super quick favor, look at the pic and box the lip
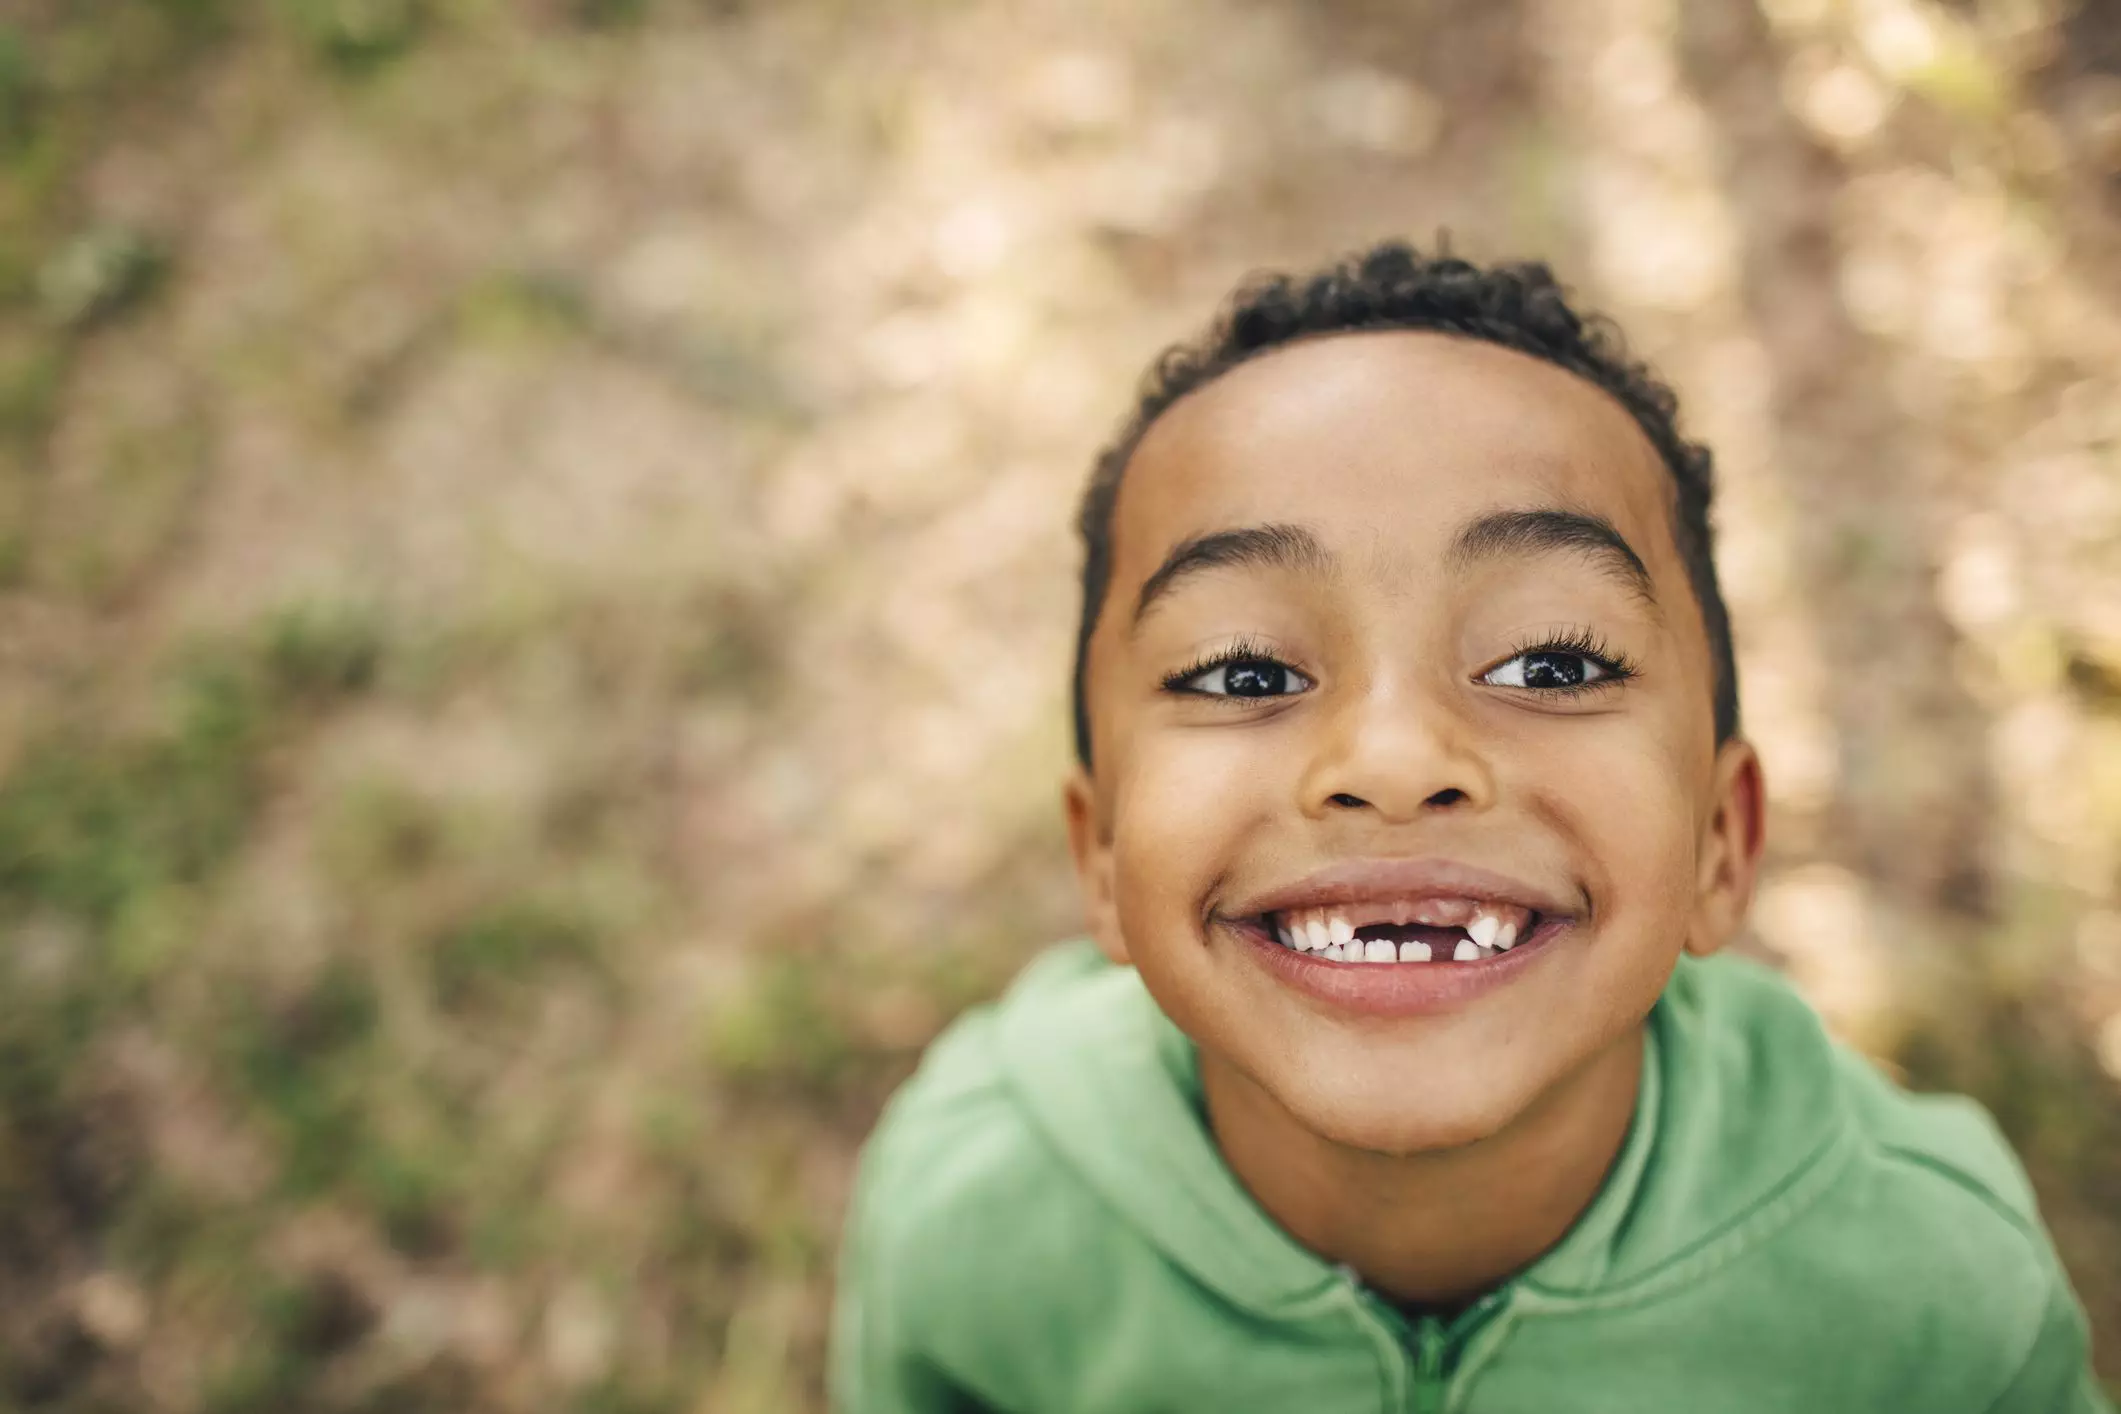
[1226,914,1570,1017]
[1223,857,1584,923]
[1215,857,1585,1019]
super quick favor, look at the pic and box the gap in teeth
[1266,903,1531,962]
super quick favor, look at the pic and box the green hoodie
[832,942,2110,1413]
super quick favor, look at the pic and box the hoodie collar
[997,943,1856,1317]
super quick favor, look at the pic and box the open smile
[1246,896,1547,964]
[1216,858,1583,1014]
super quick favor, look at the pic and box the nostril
[1426,787,1468,808]
[1328,792,1367,809]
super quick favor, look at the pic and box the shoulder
[1666,952,2045,1235]
[841,944,1153,1335]
[851,994,1083,1282]
[1677,955,2086,1404]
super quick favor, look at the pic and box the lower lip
[1229,919,1569,1018]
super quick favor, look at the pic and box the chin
[1274,1071,1534,1157]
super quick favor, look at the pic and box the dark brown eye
[1176,656,1312,698]
[1482,649,1617,691]
[1520,652,1586,689]
[1223,660,1287,696]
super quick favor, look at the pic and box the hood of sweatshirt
[991,942,1859,1318]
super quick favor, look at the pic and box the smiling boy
[829,244,2111,1412]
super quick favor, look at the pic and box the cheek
[1535,718,1705,931]
[1109,731,1286,932]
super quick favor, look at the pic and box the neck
[1199,1026,1645,1310]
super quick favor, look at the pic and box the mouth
[1214,858,1582,1011]
[1238,896,1550,965]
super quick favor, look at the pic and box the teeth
[1270,905,1529,963]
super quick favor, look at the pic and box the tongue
[1354,922,1467,949]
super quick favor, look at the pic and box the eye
[1171,656,1313,699]
[1482,650,1618,691]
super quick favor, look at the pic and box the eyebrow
[1447,507,1657,606]
[1126,507,1656,630]
[1131,522,1334,629]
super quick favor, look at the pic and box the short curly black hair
[1071,240,1737,767]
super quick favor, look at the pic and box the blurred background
[2,0,2119,1409]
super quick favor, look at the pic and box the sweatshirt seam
[996,1047,1350,1319]
[1871,1141,2041,1246]
[1517,1118,1857,1312]
[1876,1141,2064,1414]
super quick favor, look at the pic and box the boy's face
[1065,331,1763,1155]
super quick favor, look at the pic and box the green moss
[0,343,64,452]
[428,898,605,1014]
[455,268,594,348]
[323,774,473,886]
[105,1175,232,1282]
[571,1376,684,1414]
[678,594,787,704]
[0,26,37,158]
[704,956,857,1095]
[37,225,169,331]
[260,602,388,703]
[0,669,264,932]
[0,604,391,933]
[211,1273,377,1399]
[356,1140,457,1255]
[571,0,654,29]
[276,0,427,75]
[224,964,380,1198]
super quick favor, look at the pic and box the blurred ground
[2,0,2119,1409]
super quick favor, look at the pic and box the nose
[1297,677,1495,822]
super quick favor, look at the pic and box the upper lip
[1223,857,1584,922]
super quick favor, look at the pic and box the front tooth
[1494,921,1518,951]
[1452,938,1481,963]
[1307,917,1332,951]
[1363,938,1394,963]
[1399,939,1432,962]
[1467,913,1501,949]
[1325,942,1347,961]
[1329,915,1355,946]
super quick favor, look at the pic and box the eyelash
[1159,636,1303,698]
[1495,626,1640,695]
[1159,629,1640,699]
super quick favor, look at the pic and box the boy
[829,243,2111,1411]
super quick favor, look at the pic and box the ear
[1686,738,1767,958]
[1063,766,1129,965]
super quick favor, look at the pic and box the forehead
[1115,331,1676,575]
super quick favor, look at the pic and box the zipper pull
[1415,1316,1446,1380]
[1412,1316,1448,1413]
